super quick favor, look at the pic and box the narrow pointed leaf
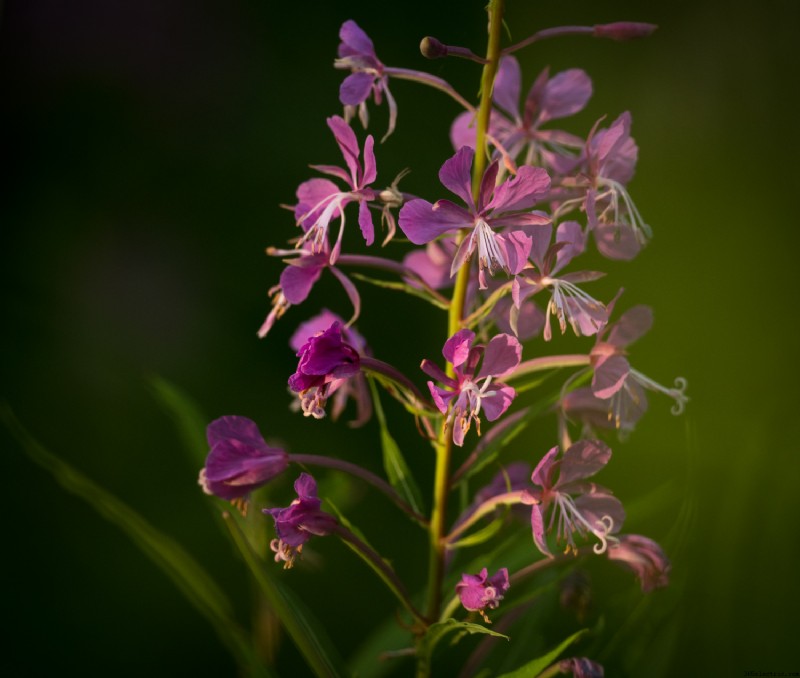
[1,406,272,678]
[417,618,508,675]
[447,515,505,550]
[223,512,347,678]
[148,375,209,466]
[369,379,425,515]
[351,272,449,310]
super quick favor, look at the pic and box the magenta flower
[455,567,510,623]
[451,56,591,170]
[421,329,521,446]
[523,440,624,557]
[582,111,650,259]
[290,311,372,426]
[257,242,361,339]
[198,416,289,501]
[606,534,671,592]
[590,301,688,429]
[516,220,608,340]
[334,20,397,141]
[398,146,550,288]
[295,115,378,264]
[263,473,338,569]
[289,321,362,420]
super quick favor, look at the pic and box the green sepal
[351,272,449,310]
[495,627,589,678]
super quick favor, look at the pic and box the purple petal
[398,199,468,245]
[358,200,375,246]
[327,115,361,186]
[574,492,625,534]
[478,334,522,379]
[443,328,476,367]
[450,110,477,150]
[602,131,637,184]
[532,445,560,489]
[592,354,630,399]
[295,178,340,228]
[361,134,377,186]
[502,230,532,275]
[540,69,593,122]
[493,56,522,119]
[477,160,500,213]
[338,20,376,59]
[481,384,515,421]
[594,222,642,260]
[485,165,551,214]
[428,382,456,414]
[339,72,375,106]
[530,503,552,557]
[553,221,586,272]
[280,259,325,305]
[289,310,345,352]
[528,223,553,270]
[294,472,318,500]
[328,266,362,325]
[557,439,612,487]
[207,416,266,450]
[403,241,454,290]
[439,146,476,210]
[608,305,653,347]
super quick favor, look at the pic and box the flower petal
[358,200,375,246]
[478,334,522,379]
[398,199,467,245]
[339,72,374,106]
[557,439,612,487]
[485,165,551,214]
[443,328,476,368]
[493,56,522,119]
[540,69,593,122]
[439,146,476,210]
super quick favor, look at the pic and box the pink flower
[456,567,510,622]
[606,534,671,592]
[421,329,521,446]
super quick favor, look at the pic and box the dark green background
[3,1,798,676]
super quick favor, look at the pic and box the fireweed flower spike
[455,567,510,623]
[422,329,521,446]
[294,115,380,264]
[289,321,361,420]
[264,473,338,569]
[199,416,289,501]
[398,146,551,289]
[523,439,624,557]
[606,534,671,592]
[451,56,592,170]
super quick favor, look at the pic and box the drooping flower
[294,115,379,264]
[289,321,362,420]
[451,56,592,171]
[198,416,288,501]
[590,300,688,429]
[289,311,372,426]
[257,241,361,339]
[523,440,624,557]
[398,146,550,288]
[263,473,338,568]
[516,220,608,340]
[334,20,397,140]
[421,329,521,446]
[606,534,671,592]
[455,567,510,623]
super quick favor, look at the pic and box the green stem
[424,0,506,636]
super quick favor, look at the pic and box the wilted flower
[559,657,605,678]
[421,329,521,446]
[606,534,671,592]
[523,440,624,557]
[456,567,510,623]
[263,473,338,568]
[289,321,361,419]
[199,416,288,501]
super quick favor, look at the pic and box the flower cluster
[199,11,682,677]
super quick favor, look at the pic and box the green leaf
[417,618,508,676]
[351,272,449,310]
[495,628,589,678]
[1,405,273,678]
[223,512,348,678]
[447,515,505,550]
[148,375,209,466]
[368,379,425,516]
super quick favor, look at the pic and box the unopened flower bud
[593,22,657,41]
[420,36,447,59]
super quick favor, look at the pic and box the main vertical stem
[425,0,506,627]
